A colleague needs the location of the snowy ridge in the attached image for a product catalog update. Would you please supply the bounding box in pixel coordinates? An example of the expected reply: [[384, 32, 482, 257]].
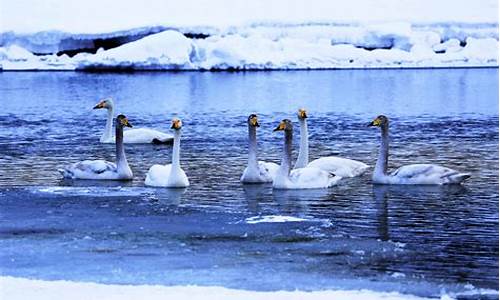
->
[[0, 23, 498, 70]]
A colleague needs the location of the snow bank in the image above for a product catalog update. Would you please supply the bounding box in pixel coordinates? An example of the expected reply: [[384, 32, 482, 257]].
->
[[0, 0, 498, 70], [0, 276, 433, 300]]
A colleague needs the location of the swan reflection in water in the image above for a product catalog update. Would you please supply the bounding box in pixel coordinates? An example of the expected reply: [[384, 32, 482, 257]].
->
[[372, 184, 468, 242]]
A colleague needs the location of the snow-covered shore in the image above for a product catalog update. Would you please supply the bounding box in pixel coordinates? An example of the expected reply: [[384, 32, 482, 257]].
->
[[0, 0, 497, 70], [0, 276, 436, 300]]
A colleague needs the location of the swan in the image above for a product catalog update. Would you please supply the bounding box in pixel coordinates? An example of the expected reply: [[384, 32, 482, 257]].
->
[[294, 108, 369, 177], [93, 98, 174, 144], [145, 118, 189, 187], [59, 115, 134, 180], [273, 119, 341, 189], [368, 115, 470, 185], [240, 114, 279, 183]]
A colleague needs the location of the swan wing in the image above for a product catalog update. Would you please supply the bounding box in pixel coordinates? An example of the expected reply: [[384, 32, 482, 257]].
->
[[145, 164, 172, 187], [288, 166, 341, 189], [259, 161, 280, 180], [123, 128, 174, 144], [308, 156, 369, 178], [60, 160, 118, 180], [390, 164, 470, 185]]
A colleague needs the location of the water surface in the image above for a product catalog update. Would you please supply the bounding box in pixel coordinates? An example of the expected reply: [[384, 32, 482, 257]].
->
[[0, 69, 498, 298]]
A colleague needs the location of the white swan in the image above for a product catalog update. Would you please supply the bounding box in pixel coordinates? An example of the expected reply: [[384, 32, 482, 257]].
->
[[294, 108, 369, 177], [59, 115, 134, 180], [93, 98, 173, 144], [368, 115, 470, 185], [145, 118, 189, 187], [240, 114, 279, 183], [273, 119, 341, 189]]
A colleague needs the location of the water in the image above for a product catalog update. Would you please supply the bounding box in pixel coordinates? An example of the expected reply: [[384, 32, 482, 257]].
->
[[0, 69, 498, 298]]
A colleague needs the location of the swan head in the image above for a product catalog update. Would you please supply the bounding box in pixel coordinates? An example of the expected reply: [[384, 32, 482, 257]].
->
[[273, 119, 293, 132], [247, 114, 260, 127], [171, 118, 182, 130], [93, 98, 114, 110], [116, 114, 132, 128], [297, 108, 308, 120], [368, 115, 388, 127]]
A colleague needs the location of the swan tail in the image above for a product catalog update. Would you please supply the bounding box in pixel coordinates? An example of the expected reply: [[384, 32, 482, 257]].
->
[[152, 138, 174, 145], [447, 173, 471, 184], [58, 168, 73, 179], [442, 172, 470, 184]]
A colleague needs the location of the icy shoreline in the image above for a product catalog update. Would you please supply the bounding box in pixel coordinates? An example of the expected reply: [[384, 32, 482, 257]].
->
[[0, 276, 435, 300], [1, 22, 497, 71], [1, 0, 498, 70]]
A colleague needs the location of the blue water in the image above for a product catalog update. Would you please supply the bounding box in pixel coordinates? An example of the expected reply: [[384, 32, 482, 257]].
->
[[0, 69, 498, 298]]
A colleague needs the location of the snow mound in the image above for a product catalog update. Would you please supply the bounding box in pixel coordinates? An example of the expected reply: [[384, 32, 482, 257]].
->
[[78, 30, 194, 70]]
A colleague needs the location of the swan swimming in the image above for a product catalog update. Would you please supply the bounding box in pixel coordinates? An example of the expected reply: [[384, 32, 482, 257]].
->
[[240, 114, 279, 183], [294, 108, 369, 177], [273, 119, 341, 189], [93, 98, 173, 144], [145, 118, 189, 188], [59, 114, 134, 180], [368, 115, 470, 185]]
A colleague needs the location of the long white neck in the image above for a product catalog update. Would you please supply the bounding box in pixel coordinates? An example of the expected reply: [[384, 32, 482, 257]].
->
[[101, 106, 114, 142], [294, 118, 309, 169], [375, 124, 389, 176], [171, 129, 182, 172], [278, 129, 293, 179], [115, 124, 130, 175], [247, 124, 259, 171]]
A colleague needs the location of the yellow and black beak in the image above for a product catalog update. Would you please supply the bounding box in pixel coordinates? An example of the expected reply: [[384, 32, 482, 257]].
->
[[273, 121, 286, 132], [171, 119, 182, 130], [368, 117, 382, 127], [250, 117, 260, 127], [93, 101, 105, 109], [122, 118, 133, 128], [298, 109, 307, 119]]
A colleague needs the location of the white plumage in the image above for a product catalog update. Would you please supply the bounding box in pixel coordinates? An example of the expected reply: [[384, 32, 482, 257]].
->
[[295, 109, 368, 177], [94, 98, 173, 144]]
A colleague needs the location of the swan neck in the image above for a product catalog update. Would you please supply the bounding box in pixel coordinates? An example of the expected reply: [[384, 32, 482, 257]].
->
[[247, 125, 259, 169], [375, 124, 389, 176], [279, 130, 293, 177], [294, 118, 309, 168], [171, 129, 182, 170], [115, 125, 128, 170], [102, 107, 114, 142]]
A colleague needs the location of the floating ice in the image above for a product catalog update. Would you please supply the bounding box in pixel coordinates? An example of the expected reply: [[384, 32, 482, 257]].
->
[[245, 215, 311, 224]]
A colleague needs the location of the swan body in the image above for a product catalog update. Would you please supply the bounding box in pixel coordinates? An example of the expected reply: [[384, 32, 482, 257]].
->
[[295, 109, 368, 177], [240, 114, 279, 183], [307, 157, 369, 178], [145, 118, 189, 188], [94, 98, 173, 144], [273, 119, 341, 189], [59, 115, 133, 180], [368, 115, 470, 185]]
